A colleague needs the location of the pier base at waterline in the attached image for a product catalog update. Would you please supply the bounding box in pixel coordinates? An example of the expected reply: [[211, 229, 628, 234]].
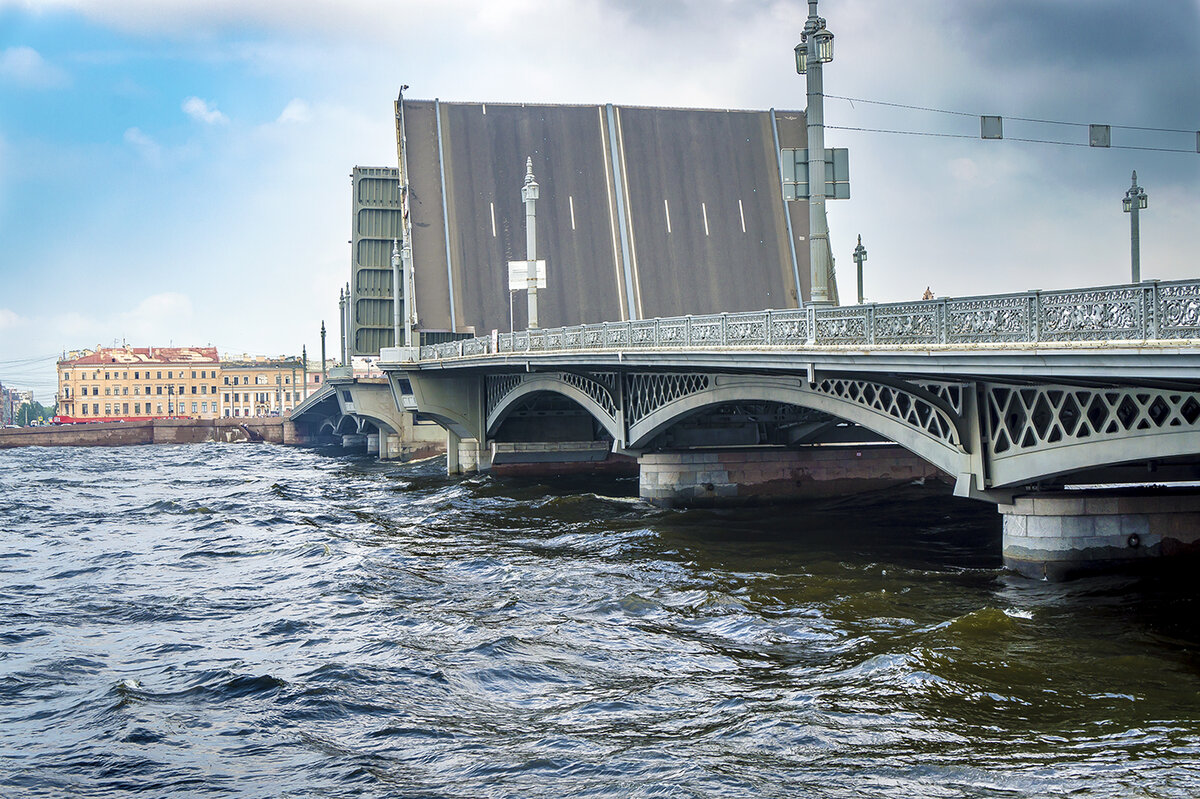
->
[[999, 490, 1200, 580], [638, 444, 945, 507]]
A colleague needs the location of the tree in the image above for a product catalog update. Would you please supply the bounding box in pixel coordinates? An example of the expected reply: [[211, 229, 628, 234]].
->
[[16, 401, 54, 426]]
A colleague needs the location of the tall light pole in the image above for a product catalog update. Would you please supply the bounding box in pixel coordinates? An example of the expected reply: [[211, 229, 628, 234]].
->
[[320, 321, 327, 381], [337, 289, 346, 366], [1123, 170, 1148, 283], [522, 157, 540, 329], [796, 0, 835, 305], [391, 239, 403, 347], [853, 234, 867, 304], [302, 345, 309, 401]]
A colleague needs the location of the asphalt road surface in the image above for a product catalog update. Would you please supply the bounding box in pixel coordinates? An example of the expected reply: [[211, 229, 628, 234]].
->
[[402, 100, 812, 334]]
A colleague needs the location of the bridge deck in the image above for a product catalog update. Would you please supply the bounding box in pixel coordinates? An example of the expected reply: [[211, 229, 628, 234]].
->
[[400, 100, 810, 333]]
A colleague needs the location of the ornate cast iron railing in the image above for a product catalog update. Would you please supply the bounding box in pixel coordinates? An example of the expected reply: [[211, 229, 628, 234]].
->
[[417, 279, 1200, 360]]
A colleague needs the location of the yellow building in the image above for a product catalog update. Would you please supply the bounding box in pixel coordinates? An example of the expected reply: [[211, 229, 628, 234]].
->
[[219, 355, 308, 418], [57, 346, 222, 421]]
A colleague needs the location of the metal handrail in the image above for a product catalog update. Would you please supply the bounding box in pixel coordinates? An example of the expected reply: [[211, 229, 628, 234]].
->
[[418, 278, 1200, 361]]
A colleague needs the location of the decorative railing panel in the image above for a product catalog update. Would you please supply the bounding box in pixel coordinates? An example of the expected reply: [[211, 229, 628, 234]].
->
[[872, 303, 941, 345], [415, 279, 1200, 360], [769, 309, 810, 346], [1156, 283, 1200, 339], [813, 306, 869, 345], [944, 294, 1032, 343], [1038, 287, 1144, 342]]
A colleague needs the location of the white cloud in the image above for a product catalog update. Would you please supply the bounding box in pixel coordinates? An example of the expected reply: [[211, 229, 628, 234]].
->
[[182, 96, 228, 125], [0, 309, 21, 329], [0, 46, 68, 88], [126, 292, 193, 324], [123, 126, 161, 164], [276, 98, 311, 124]]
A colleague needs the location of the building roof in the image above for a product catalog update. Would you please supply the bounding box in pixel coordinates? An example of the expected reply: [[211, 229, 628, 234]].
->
[[220, 355, 304, 369], [60, 346, 219, 366]]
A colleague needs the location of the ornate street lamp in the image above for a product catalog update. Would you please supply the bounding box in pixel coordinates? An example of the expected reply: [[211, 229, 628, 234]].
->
[[796, 0, 836, 305], [1122, 170, 1148, 283], [794, 15, 833, 74], [853, 234, 867, 304]]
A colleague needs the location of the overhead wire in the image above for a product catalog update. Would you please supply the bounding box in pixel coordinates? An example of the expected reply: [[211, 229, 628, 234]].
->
[[825, 94, 1197, 134], [824, 94, 1199, 154]]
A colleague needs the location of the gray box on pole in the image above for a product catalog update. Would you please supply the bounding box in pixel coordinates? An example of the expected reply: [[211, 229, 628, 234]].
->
[[781, 147, 850, 201]]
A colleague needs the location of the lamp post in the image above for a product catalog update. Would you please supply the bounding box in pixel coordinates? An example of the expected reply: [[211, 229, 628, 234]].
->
[[795, 0, 835, 305], [853, 234, 867, 304], [392, 239, 402, 347], [337, 289, 346, 366], [344, 281, 352, 364], [1122, 170, 1148, 283], [320, 321, 327, 381], [522, 157, 540, 329]]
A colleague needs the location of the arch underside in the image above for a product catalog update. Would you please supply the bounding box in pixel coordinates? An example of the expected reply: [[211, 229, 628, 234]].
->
[[626, 377, 971, 478], [486, 375, 621, 441]]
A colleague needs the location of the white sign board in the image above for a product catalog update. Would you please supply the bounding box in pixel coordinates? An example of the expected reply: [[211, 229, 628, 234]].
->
[[508, 260, 547, 291]]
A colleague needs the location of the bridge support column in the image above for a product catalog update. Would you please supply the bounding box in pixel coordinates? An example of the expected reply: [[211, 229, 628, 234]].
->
[[365, 433, 380, 455], [341, 433, 368, 449], [446, 429, 491, 475], [380, 433, 402, 460], [1000, 491, 1200, 580], [639, 445, 944, 507]]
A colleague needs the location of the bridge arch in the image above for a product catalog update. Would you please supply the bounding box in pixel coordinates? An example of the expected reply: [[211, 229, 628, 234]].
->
[[333, 414, 358, 435], [486, 373, 622, 442], [626, 374, 972, 479]]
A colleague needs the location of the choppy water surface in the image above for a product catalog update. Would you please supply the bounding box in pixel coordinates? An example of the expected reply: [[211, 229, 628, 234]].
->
[[3, 444, 1200, 797]]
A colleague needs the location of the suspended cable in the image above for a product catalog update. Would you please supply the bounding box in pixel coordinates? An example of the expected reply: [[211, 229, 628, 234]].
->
[[825, 125, 1199, 154], [826, 94, 1197, 135]]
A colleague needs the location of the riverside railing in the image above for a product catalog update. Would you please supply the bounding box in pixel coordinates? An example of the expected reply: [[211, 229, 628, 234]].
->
[[417, 279, 1200, 361]]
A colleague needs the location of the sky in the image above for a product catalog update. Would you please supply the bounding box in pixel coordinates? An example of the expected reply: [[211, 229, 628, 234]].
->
[[1, 0, 1198, 401]]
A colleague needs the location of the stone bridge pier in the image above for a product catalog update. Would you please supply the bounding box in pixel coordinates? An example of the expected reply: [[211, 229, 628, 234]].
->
[[999, 490, 1200, 580]]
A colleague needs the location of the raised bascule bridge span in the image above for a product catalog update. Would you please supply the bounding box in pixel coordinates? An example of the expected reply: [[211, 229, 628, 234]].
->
[[378, 279, 1200, 579]]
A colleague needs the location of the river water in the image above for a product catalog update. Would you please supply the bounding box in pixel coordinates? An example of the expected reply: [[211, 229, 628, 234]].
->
[[2, 443, 1200, 797]]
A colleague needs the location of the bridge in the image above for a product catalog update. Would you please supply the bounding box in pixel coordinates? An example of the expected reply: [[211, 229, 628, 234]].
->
[[285, 92, 1200, 580], [368, 278, 1200, 580]]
